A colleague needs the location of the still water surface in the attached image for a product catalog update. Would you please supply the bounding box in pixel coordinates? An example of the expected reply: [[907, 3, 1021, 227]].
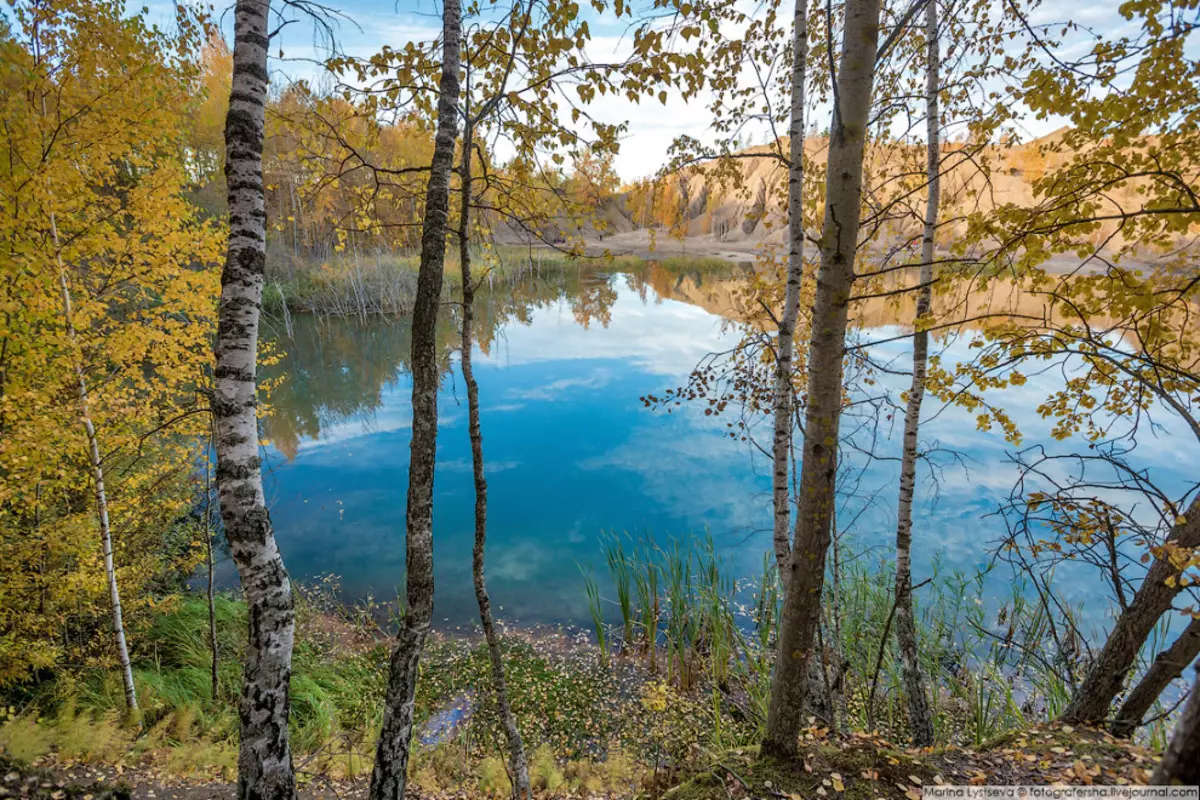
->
[[247, 265, 1195, 632]]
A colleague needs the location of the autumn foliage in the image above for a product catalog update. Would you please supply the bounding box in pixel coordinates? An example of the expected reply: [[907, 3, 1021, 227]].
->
[[0, 0, 221, 684]]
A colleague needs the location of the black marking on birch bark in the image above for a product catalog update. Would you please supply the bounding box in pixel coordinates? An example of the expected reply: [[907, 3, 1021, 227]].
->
[[216, 458, 262, 482]]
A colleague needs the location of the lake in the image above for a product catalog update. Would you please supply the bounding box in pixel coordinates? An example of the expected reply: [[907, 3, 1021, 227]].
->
[[246, 263, 1196, 634]]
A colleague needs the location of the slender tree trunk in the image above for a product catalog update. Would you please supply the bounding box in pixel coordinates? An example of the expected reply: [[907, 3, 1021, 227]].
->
[[367, 2, 461, 796], [215, 1, 297, 796], [1062, 498, 1200, 726], [459, 105, 532, 800], [770, 0, 809, 581], [50, 213, 139, 716], [205, 440, 220, 702], [762, 0, 881, 759], [1152, 663, 1200, 784], [891, 0, 938, 749], [1112, 616, 1200, 738]]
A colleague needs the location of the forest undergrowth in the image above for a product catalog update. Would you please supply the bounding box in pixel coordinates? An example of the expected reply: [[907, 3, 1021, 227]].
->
[[0, 541, 1175, 798]]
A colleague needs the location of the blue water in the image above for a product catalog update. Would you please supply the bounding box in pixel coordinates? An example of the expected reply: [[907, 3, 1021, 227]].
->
[[246, 267, 1197, 635]]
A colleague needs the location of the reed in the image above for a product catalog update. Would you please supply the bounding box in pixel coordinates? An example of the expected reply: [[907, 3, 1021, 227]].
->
[[263, 246, 737, 317], [585, 534, 1085, 746], [581, 566, 610, 667]]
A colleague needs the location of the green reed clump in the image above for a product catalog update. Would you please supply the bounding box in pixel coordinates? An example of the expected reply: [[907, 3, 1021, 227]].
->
[[582, 566, 610, 667], [605, 538, 635, 649], [829, 550, 1080, 745], [586, 531, 776, 747], [585, 533, 1089, 749]]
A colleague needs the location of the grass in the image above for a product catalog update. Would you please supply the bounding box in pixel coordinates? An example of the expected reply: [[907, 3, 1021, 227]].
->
[[0, 587, 716, 791], [0, 568, 1164, 798], [0, 540, 1147, 796], [1, 594, 389, 778], [590, 532, 768, 698], [263, 246, 737, 316], [580, 534, 1079, 752]]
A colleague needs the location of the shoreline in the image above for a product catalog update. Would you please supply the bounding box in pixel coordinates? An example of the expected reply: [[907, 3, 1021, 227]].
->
[[541, 228, 1171, 277]]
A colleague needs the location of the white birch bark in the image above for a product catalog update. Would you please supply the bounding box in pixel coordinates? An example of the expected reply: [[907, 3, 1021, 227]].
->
[[762, 0, 882, 758], [215, 0, 298, 796], [50, 211, 139, 716], [368, 2, 461, 796], [205, 438, 220, 702], [771, 0, 810, 582], [892, 0, 938, 748]]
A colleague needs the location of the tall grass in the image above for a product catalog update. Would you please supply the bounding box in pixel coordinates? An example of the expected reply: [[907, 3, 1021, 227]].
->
[[585, 534, 1078, 747], [263, 247, 737, 317], [582, 567, 610, 667], [583, 531, 777, 747], [828, 551, 1077, 745]]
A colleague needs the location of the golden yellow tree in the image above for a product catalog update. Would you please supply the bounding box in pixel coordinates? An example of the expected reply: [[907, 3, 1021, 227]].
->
[[0, 0, 220, 693]]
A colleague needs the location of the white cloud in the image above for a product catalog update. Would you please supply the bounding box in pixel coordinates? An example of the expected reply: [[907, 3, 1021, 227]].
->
[[506, 369, 615, 400], [479, 276, 732, 377]]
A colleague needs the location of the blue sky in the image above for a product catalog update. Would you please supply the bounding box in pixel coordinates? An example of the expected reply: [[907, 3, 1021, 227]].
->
[[139, 0, 1145, 180]]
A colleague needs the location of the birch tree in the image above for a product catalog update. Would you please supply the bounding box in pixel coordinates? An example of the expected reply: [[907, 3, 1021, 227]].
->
[[762, 0, 883, 758], [367, 1, 461, 795], [310, 6, 703, 787], [0, 0, 218, 689], [770, 0, 810, 581], [215, 0, 298, 795], [946, 0, 1200, 729], [890, 0, 938, 747], [50, 217, 138, 715]]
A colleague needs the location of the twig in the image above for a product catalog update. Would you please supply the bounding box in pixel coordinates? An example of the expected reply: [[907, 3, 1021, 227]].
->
[[866, 577, 932, 731]]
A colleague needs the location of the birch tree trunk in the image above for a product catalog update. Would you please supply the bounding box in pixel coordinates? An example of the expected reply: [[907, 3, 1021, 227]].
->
[[459, 108, 533, 800], [50, 213, 139, 716], [762, 0, 881, 759], [1112, 616, 1200, 738], [367, 2, 461, 796], [891, 0, 938, 748], [1151, 663, 1200, 784], [215, 0, 297, 796], [1063, 497, 1200, 726], [770, 0, 809, 581]]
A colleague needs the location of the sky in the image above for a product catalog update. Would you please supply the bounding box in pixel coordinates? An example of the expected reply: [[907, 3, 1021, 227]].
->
[[158, 0, 1145, 181]]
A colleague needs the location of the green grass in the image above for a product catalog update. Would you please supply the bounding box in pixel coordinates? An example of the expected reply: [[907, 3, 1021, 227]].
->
[[1, 591, 713, 789], [582, 535, 1077, 751], [0, 536, 1092, 792], [1, 595, 391, 776]]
